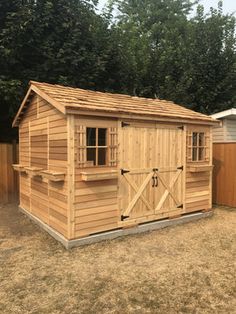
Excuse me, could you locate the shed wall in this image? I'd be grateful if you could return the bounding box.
[185,125,212,212]
[72,116,119,238]
[19,95,69,237]
[72,119,213,239]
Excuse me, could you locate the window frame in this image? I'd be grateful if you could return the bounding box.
[190,131,206,162]
[86,127,108,167]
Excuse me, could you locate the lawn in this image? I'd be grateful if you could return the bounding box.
[0,203,235,314]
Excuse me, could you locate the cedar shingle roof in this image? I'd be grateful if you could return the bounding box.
[13,81,218,126]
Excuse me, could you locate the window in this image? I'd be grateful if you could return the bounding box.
[191,132,205,161]
[86,127,107,166]
[77,125,118,168]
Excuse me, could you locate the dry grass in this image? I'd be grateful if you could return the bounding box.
[0,204,235,314]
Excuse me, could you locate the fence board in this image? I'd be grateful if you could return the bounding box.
[0,142,19,203]
[213,142,236,206]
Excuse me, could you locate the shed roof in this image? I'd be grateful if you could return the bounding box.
[210,108,236,120]
[13,81,218,126]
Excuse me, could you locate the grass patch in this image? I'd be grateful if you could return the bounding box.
[0,204,235,313]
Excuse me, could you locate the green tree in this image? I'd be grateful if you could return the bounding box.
[0,0,115,140]
[107,0,236,113]
[182,2,236,113]
[106,0,196,96]
[0,0,236,142]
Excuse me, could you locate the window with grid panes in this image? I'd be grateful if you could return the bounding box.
[86,127,107,166]
[191,132,205,161]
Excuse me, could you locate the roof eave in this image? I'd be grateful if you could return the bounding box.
[12,82,66,127]
[210,108,236,120]
[65,106,220,126]
[12,85,34,127]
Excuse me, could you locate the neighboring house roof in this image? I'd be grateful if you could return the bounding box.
[13,81,218,127]
[210,108,236,120]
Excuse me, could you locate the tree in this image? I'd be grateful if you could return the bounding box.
[106,0,236,113]
[181,2,236,113]
[106,0,197,96]
[0,0,236,141]
[0,0,115,140]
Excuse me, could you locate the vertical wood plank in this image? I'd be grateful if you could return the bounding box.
[213,142,236,207]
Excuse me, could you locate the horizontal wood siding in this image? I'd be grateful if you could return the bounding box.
[212,120,225,143]
[213,119,236,143]
[185,125,212,212]
[224,119,236,142]
[19,95,68,237]
[73,116,119,238]
[213,143,236,206]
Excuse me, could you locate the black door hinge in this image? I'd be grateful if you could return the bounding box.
[178,125,184,130]
[121,121,130,127]
[177,204,183,208]
[121,169,130,175]
[121,215,129,221]
[177,166,184,170]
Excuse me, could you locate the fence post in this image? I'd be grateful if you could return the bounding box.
[12,140,19,202]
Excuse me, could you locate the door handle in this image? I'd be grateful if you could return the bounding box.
[152,176,158,187]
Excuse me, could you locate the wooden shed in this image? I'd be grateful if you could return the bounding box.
[13,81,218,247]
[211,109,236,206]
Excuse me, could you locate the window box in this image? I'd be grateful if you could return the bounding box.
[12,164,27,173]
[40,170,65,182]
[24,166,43,177]
[189,165,214,173]
[81,170,118,181]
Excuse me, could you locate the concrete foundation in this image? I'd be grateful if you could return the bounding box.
[19,206,213,249]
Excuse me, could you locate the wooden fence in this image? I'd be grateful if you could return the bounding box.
[0,142,19,203]
[213,142,236,207]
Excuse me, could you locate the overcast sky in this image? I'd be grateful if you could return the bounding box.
[98,0,236,15]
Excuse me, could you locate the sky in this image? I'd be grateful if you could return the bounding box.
[98,0,236,15]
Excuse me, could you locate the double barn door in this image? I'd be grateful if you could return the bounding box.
[119,122,185,222]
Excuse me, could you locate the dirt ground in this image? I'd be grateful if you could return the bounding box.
[0,204,235,314]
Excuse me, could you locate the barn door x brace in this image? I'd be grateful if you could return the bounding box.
[120,166,183,221]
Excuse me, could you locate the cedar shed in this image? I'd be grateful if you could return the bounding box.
[13,81,218,248]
